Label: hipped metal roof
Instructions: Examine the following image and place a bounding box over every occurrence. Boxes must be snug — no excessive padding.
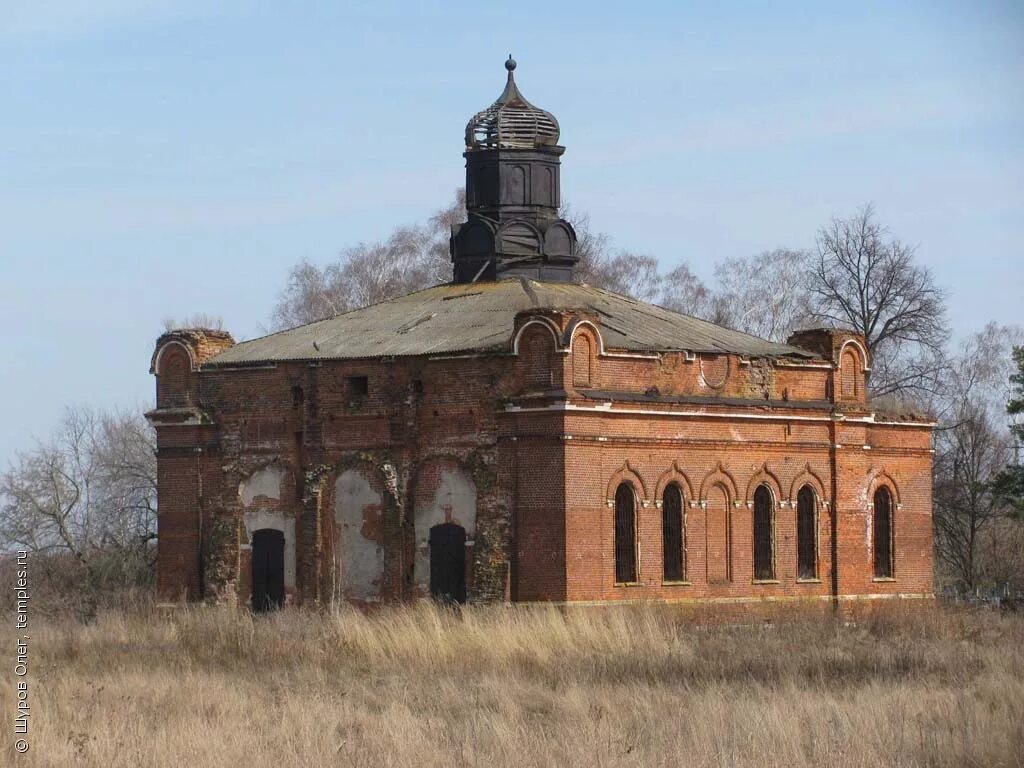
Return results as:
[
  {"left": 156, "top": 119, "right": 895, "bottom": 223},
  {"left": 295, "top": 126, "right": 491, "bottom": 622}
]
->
[{"left": 205, "top": 278, "right": 819, "bottom": 367}]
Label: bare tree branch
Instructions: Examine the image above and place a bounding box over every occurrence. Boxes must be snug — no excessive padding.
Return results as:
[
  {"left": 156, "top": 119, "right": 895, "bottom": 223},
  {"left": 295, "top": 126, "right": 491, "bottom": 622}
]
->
[{"left": 806, "top": 204, "right": 949, "bottom": 397}]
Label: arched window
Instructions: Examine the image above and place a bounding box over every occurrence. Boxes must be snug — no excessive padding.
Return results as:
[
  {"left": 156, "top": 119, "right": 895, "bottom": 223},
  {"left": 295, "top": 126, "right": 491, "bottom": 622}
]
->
[
  {"left": 873, "top": 487, "right": 894, "bottom": 578},
  {"left": 752, "top": 485, "right": 774, "bottom": 580},
  {"left": 796, "top": 485, "right": 817, "bottom": 579},
  {"left": 662, "top": 484, "right": 684, "bottom": 581},
  {"left": 614, "top": 483, "right": 637, "bottom": 583}
]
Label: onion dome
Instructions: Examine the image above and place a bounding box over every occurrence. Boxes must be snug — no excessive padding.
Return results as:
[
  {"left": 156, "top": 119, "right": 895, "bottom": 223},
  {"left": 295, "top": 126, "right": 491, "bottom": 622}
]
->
[{"left": 465, "top": 56, "right": 560, "bottom": 150}]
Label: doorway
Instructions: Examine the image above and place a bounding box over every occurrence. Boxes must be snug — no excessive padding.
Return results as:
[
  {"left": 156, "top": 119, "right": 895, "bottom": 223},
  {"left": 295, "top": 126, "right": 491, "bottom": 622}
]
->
[
  {"left": 429, "top": 523, "right": 466, "bottom": 604},
  {"left": 251, "top": 528, "right": 285, "bottom": 611}
]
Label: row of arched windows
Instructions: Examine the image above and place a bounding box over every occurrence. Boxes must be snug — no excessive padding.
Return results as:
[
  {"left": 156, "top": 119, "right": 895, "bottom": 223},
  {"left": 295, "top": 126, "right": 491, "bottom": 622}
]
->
[{"left": 612, "top": 483, "right": 895, "bottom": 584}]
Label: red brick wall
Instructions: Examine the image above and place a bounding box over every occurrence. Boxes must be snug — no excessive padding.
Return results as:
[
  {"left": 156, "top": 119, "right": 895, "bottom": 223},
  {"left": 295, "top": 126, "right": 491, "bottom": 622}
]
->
[{"left": 149, "top": 310, "right": 933, "bottom": 609}]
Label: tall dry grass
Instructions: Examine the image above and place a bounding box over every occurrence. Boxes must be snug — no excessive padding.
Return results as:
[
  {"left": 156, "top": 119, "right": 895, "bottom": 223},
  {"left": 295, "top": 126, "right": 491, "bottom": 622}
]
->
[{"left": 2, "top": 601, "right": 1022, "bottom": 767}]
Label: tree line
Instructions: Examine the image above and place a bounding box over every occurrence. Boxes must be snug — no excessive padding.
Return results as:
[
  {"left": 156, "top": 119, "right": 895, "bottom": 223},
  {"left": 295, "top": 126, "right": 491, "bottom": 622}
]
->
[{"left": 2, "top": 194, "right": 1021, "bottom": 613}]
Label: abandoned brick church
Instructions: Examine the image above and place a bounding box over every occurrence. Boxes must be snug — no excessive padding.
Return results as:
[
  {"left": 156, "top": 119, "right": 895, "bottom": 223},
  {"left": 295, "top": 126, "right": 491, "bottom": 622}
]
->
[{"left": 148, "top": 59, "right": 934, "bottom": 610}]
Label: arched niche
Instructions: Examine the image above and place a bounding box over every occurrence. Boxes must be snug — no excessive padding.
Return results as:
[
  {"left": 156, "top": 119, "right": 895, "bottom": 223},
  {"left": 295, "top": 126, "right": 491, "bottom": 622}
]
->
[
  {"left": 572, "top": 333, "right": 592, "bottom": 387},
  {"left": 155, "top": 343, "right": 193, "bottom": 408},
  {"left": 412, "top": 459, "right": 477, "bottom": 596},
  {"left": 333, "top": 467, "right": 385, "bottom": 603},
  {"left": 496, "top": 220, "right": 541, "bottom": 256},
  {"left": 455, "top": 219, "right": 495, "bottom": 258},
  {"left": 515, "top": 321, "right": 557, "bottom": 389},
  {"left": 543, "top": 221, "right": 575, "bottom": 257}
]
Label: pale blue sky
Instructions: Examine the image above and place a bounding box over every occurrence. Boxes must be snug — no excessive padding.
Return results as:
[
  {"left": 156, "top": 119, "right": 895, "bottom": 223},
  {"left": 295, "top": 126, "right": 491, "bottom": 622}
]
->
[{"left": 1, "top": 1, "right": 1021, "bottom": 466}]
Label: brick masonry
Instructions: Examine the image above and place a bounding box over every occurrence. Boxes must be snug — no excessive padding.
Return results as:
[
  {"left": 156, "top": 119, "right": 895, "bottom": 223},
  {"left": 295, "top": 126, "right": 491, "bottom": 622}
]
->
[{"left": 147, "top": 319, "right": 934, "bottom": 610}]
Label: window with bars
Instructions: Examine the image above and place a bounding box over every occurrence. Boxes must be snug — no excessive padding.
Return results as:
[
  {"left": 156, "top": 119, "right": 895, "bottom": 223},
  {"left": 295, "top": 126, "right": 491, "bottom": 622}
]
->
[
  {"left": 797, "top": 485, "right": 817, "bottom": 579},
  {"left": 614, "top": 483, "right": 637, "bottom": 583},
  {"left": 753, "top": 485, "right": 774, "bottom": 580},
  {"left": 873, "top": 487, "right": 894, "bottom": 578},
  {"left": 662, "top": 484, "right": 685, "bottom": 581}
]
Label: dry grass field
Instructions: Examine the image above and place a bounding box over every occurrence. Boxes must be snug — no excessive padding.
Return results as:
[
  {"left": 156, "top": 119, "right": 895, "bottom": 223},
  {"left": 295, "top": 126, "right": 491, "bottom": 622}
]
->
[{"left": 2, "top": 601, "right": 1023, "bottom": 768}]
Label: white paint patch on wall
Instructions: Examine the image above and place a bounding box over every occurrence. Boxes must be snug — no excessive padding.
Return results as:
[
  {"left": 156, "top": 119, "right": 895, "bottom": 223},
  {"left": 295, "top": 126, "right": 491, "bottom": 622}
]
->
[
  {"left": 238, "top": 465, "right": 285, "bottom": 506},
  {"left": 241, "top": 510, "right": 296, "bottom": 590},
  {"left": 334, "top": 469, "right": 385, "bottom": 602},
  {"left": 414, "top": 466, "right": 477, "bottom": 589}
]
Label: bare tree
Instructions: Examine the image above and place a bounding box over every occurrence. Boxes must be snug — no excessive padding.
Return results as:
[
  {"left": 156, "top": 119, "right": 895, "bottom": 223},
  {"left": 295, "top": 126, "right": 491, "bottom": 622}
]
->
[
  {"left": 566, "top": 207, "right": 711, "bottom": 312},
  {"left": 270, "top": 190, "right": 464, "bottom": 330},
  {"left": 162, "top": 313, "right": 224, "bottom": 332},
  {"left": 932, "top": 324, "right": 1024, "bottom": 592},
  {"left": 710, "top": 249, "right": 812, "bottom": 341},
  {"left": 807, "top": 204, "right": 948, "bottom": 397},
  {"left": 933, "top": 402, "right": 1012, "bottom": 592},
  {"left": 659, "top": 262, "right": 715, "bottom": 318},
  {"left": 0, "top": 406, "right": 156, "bottom": 615}
]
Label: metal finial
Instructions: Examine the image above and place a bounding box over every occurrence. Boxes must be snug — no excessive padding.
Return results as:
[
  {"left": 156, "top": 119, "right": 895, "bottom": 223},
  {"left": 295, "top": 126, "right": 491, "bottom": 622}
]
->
[{"left": 505, "top": 55, "right": 516, "bottom": 72}]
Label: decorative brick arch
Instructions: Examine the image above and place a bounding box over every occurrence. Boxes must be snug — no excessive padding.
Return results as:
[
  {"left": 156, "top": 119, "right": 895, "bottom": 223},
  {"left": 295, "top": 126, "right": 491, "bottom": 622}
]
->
[
  {"left": 838, "top": 338, "right": 870, "bottom": 372},
  {"left": 654, "top": 461, "right": 694, "bottom": 506},
  {"left": 605, "top": 461, "right": 649, "bottom": 506},
  {"left": 865, "top": 468, "right": 901, "bottom": 507},
  {"left": 787, "top": 463, "right": 828, "bottom": 506},
  {"left": 511, "top": 317, "right": 560, "bottom": 355},
  {"left": 151, "top": 339, "right": 196, "bottom": 374},
  {"left": 514, "top": 320, "right": 558, "bottom": 389},
  {"left": 563, "top": 318, "right": 605, "bottom": 356},
  {"left": 698, "top": 463, "right": 738, "bottom": 505},
  {"left": 743, "top": 463, "right": 783, "bottom": 507},
  {"left": 568, "top": 323, "right": 599, "bottom": 388},
  {"left": 837, "top": 339, "right": 869, "bottom": 402}
]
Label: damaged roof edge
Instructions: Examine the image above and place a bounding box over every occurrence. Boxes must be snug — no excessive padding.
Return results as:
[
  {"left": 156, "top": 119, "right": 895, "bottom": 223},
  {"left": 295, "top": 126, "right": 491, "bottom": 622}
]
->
[
  {"left": 203, "top": 280, "right": 828, "bottom": 367},
  {"left": 201, "top": 344, "right": 818, "bottom": 370}
]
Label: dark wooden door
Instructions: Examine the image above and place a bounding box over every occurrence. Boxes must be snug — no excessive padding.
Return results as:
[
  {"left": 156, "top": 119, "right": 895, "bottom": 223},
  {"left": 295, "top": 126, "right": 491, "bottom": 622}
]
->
[
  {"left": 252, "top": 529, "right": 285, "bottom": 612},
  {"left": 429, "top": 523, "right": 466, "bottom": 604}
]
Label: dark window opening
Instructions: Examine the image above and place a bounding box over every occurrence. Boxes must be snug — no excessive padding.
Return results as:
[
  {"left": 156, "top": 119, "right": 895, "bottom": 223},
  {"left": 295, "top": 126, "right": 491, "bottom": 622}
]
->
[
  {"left": 873, "top": 487, "right": 894, "bottom": 578},
  {"left": 614, "top": 483, "right": 637, "bottom": 583},
  {"left": 412, "top": 378, "right": 424, "bottom": 396},
  {"left": 753, "top": 485, "right": 774, "bottom": 580},
  {"left": 662, "top": 484, "right": 685, "bottom": 581},
  {"left": 346, "top": 376, "right": 368, "bottom": 397},
  {"left": 797, "top": 485, "right": 817, "bottom": 579},
  {"left": 291, "top": 385, "right": 304, "bottom": 407}
]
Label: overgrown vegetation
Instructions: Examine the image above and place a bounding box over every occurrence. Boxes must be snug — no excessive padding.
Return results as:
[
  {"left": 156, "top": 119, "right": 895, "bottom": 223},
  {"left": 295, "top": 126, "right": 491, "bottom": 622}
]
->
[{"left": 2, "top": 601, "right": 1021, "bottom": 767}]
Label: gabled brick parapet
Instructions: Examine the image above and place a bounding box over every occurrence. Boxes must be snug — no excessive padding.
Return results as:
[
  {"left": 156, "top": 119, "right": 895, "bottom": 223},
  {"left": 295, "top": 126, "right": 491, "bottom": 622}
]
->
[
  {"left": 787, "top": 328, "right": 870, "bottom": 407},
  {"left": 150, "top": 328, "right": 235, "bottom": 411},
  {"left": 150, "top": 328, "right": 235, "bottom": 373}
]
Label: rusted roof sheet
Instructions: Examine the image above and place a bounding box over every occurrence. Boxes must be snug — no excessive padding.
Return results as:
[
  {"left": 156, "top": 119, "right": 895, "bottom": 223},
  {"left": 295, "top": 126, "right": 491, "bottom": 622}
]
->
[{"left": 205, "top": 278, "right": 819, "bottom": 367}]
